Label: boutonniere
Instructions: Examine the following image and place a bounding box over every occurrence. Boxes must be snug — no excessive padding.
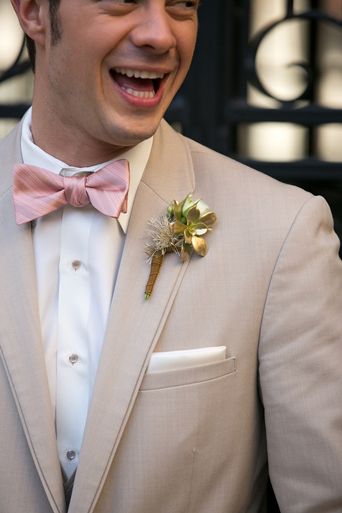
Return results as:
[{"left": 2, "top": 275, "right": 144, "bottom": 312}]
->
[{"left": 144, "top": 194, "right": 217, "bottom": 299}]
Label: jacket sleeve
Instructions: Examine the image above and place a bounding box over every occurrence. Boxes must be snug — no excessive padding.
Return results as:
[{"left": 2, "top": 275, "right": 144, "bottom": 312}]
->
[{"left": 259, "top": 195, "right": 342, "bottom": 512}]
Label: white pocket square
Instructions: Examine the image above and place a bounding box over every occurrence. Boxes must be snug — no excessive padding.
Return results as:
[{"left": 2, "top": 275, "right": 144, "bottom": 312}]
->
[{"left": 147, "top": 346, "right": 227, "bottom": 373}]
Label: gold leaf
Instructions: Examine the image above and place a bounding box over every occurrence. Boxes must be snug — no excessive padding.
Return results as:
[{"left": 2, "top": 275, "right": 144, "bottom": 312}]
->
[
  {"left": 194, "top": 227, "right": 208, "bottom": 236},
  {"left": 181, "top": 194, "right": 195, "bottom": 216},
  {"left": 187, "top": 205, "right": 201, "bottom": 223},
  {"left": 192, "top": 236, "right": 208, "bottom": 256},
  {"left": 172, "top": 220, "right": 187, "bottom": 234},
  {"left": 184, "top": 230, "right": 193, "bottom": 244},
  {"left": 196, "top": 199, "right": 210, "bottom": 216},
  {"left": 199, "top": 211, "right": 217, "bottom": 226},
  {"left": 192, "top": 221, "right": 209, "bottom": 232}
]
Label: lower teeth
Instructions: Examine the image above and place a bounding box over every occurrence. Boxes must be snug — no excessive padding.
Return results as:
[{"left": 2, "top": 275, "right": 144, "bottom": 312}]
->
[{"left": 124, "top": 87, "right": 155, "bottom": 99}]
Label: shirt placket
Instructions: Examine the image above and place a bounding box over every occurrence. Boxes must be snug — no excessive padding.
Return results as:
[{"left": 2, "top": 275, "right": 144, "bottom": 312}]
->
[{"left": 56, "top": 206, "right": 93, "bottom": 477}]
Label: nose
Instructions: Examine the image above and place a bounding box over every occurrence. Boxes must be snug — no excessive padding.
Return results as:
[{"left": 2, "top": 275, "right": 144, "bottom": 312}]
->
[{"left": 130, "top": 5, "right": 177, "bottom": 54}]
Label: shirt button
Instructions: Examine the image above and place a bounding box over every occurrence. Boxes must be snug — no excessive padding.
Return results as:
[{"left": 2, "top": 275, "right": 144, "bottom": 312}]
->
[
  {"left": 69, "top": 354, "right": 79, "bottom": 365},
  {"left": 72, "top": 260, "right": 81, "bottom": 271},
  {"left": 66, "top": 450, "right": 77, "bottom": 461}
]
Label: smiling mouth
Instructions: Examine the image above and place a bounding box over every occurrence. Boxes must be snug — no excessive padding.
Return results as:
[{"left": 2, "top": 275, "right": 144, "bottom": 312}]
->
[{"left": 110, "top": 68, "right": 166, "bottom": 99}]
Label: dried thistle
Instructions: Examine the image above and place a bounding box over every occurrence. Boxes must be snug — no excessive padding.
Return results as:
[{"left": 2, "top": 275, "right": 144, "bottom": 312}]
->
[{"left": 145, "top": 216, "right": 182, "bottom": 259}]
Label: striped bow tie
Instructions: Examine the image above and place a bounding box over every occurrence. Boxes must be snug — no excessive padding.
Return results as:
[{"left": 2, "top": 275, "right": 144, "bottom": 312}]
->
[{"left": 13, "top": 160, "right": 130, "bottom": 225}]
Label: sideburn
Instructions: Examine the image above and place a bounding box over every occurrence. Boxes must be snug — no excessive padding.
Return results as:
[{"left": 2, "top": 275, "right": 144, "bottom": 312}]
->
[{"left": 49, "top": 3, "right": 62, "bottom": 45}]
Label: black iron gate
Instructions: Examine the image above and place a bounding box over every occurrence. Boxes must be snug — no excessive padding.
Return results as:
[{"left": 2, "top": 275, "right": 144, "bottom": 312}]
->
[{"left": 166, "top": 0, "right": 342, "bottom": 241}]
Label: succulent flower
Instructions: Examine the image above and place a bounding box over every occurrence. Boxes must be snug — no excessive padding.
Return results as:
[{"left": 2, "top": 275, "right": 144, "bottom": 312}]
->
[
  {"left": 167, "top": 195, "right": 217, "bottom": 261},
  {"left": 144, "top": 194, "right": 217, "bottom": 299}
]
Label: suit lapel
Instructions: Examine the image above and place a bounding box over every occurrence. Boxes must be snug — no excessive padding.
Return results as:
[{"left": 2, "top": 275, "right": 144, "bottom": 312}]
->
[
  {"left": 69, "top": 122, "right": 195, "bottom": 513},
  {"left": 0, "top": 125, "right": 65, "bottom": 513}
]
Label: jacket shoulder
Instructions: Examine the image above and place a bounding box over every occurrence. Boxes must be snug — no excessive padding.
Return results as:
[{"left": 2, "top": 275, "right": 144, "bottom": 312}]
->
[{"left": 183, "top": 135, "right": 313, "bottom": 211}]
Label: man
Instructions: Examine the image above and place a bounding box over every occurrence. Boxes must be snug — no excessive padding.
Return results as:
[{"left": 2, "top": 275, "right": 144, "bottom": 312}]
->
[{"left": 1, "top": 1, "right": 342, "bottom": 512}]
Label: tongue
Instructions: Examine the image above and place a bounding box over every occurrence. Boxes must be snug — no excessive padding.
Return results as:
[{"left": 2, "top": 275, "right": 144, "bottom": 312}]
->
[{"left": 113, "top": 72, "right": 154, "bottom": 92}]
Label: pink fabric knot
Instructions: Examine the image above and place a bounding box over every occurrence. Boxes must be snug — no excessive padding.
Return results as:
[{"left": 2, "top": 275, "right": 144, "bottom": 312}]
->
[
  {"left": 13, "top": 160, "right": 130, "bottom": 224},
  {"left": 63, "top": 175, "right": 90, "bottom": 208}
]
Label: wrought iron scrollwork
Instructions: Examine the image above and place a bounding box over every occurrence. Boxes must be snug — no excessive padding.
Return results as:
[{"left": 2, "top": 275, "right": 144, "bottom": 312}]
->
[{"left": 246, "top": 4, "right": 342, "bottom": 104}]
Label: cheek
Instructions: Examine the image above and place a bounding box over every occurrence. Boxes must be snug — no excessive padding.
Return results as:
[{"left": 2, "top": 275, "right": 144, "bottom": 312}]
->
[{"left": 177, "top": 29, "right": 197, "bottom": 69}]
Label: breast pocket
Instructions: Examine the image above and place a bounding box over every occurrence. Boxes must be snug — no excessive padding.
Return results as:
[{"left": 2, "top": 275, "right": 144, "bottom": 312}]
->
[
  {"left": 104, "top": 353, "right": 239, "bottom": 513},
  {"left": 110, "top": 357, "right": 238, "bottom": 512},
  {"left": 140, "top": 357, "right": 236, "bottom": 391}
]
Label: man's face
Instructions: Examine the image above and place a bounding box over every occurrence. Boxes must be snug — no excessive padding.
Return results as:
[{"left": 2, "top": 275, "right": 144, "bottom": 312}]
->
[{"left": 35, "top": 0, "right": 199, "bottom": 160}]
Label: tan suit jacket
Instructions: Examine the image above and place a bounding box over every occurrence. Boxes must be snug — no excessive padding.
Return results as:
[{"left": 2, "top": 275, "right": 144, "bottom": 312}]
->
[{"left": 1, "top": 120, "right": 342, "bottom": 513}]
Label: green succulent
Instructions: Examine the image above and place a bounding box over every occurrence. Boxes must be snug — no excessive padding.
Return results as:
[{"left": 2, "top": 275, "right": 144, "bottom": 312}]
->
[{"left": 167, "top": 194, "right": 217, "bottom": 261}]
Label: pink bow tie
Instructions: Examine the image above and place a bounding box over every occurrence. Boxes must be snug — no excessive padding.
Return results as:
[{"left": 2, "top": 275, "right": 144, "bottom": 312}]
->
[{"left": 13, "top": 160, "right": 130, "bottom": 225}]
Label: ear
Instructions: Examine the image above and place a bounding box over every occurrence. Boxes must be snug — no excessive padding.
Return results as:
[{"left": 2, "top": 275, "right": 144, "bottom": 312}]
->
[{"left": 11, "top": 0, "right": 47, "bottom": 45}]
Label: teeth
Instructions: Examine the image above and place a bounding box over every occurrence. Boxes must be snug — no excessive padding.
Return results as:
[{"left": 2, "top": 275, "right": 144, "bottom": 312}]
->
[
  {"left": 123, "top": 87, "right": 156, "bottom": 99},
  {"left": 115, "top": 67, "right": 165, "bottom": 80}
]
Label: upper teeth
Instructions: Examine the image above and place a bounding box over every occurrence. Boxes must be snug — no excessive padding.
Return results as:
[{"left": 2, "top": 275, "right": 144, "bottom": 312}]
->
[{"left": 115, "top": 68, "right": 165, "bottom": 79}]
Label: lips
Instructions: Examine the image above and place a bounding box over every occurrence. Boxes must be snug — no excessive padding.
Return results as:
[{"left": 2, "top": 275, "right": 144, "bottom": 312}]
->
[{"left": 110, "top": 68, "right": 166, "bottom": 99}]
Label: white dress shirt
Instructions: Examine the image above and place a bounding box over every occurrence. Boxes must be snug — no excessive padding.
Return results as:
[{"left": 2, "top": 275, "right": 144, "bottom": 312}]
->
[{"left": 20, "top": 108, "right": 153, "bottom": 477}]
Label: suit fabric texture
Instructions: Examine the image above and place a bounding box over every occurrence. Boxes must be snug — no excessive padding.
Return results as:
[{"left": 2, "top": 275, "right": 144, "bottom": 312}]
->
[{"left": 1, "top": 120, "right": 342, "bottom": 513}]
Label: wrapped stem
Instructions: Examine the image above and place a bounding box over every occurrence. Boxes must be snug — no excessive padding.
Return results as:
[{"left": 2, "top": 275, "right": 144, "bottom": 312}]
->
[{"left": 145, "top": 252, "right": 164, "bottom": 299}]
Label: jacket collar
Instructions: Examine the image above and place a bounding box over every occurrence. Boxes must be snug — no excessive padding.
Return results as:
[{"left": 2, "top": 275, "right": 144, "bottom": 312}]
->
[{"left": 0, "top": 122, "right": 66, "bottom": 513}]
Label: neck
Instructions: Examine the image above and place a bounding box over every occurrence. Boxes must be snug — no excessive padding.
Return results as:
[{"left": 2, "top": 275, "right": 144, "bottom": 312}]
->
[{"left": 30, "top": 102, "right": 131, "bottom": 168}]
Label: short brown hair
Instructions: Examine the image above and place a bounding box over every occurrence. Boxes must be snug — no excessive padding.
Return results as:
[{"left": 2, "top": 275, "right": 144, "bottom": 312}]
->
[{"left": 26, "top": 0, "right": 61, "bottom": 71}]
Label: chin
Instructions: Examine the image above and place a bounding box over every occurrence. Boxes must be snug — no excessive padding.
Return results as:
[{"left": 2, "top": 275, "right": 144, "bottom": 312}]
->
[{"left": 110, "top": 121, "right": 161, "bottom": 147}]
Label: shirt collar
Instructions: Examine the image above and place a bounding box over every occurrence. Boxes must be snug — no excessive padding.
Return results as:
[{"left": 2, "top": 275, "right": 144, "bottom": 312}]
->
[{"left": 20, "top": 107, "right": 153, "bottom": 233}]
